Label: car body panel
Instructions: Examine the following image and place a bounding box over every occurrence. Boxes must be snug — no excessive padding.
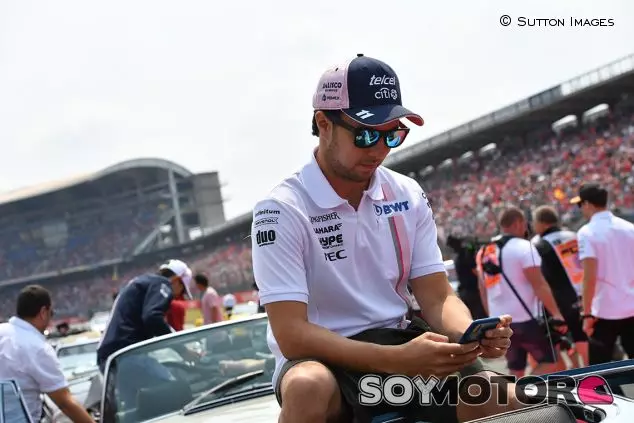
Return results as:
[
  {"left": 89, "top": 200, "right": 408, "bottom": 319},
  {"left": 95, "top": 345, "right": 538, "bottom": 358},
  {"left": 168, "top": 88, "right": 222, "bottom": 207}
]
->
[{"left": 148, "top": 395, "right": 280, "bottom": 423}]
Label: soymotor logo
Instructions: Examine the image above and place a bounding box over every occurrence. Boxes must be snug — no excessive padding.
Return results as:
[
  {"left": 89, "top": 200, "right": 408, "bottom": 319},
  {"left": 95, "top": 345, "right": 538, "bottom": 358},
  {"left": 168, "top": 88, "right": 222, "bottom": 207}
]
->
[{"left": 358, "top": 374, "right": 614, "bottom": 407}]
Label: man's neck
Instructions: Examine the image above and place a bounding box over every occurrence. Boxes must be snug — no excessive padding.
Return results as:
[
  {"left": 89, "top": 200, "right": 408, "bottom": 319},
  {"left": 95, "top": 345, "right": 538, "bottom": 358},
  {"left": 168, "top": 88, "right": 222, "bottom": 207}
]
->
[
  {"left": 589, "top": 207, "right": 608, "bottom": 219},
  {"left": 21, "top": 317, "right": 44, "bottom": 334},
  {"left": 315, "top": 149, "right": 369, "bottom": 209}
]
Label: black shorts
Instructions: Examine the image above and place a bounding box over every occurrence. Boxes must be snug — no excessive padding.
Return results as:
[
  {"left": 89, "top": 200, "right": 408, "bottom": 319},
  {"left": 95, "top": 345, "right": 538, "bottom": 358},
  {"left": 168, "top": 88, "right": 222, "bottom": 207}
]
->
[
  {"left": 506, "top": 321, "right": 557, "bottom": 371},
  {"left": 561, "top": 305, "right": 587, "bottom": 343},
  {"left": 274, "top": 317, "right": 499, "bottom": 423}
]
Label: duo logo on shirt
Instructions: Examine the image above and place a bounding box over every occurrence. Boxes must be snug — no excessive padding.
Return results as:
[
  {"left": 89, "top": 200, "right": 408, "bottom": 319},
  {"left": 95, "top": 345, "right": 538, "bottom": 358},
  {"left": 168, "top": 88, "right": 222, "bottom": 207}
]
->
[
  {"left": 256, "top": 229, "right": 276, "bottom": 247},
  {"left": 374, "top": 201, "right": 410, "bottom": 217}
]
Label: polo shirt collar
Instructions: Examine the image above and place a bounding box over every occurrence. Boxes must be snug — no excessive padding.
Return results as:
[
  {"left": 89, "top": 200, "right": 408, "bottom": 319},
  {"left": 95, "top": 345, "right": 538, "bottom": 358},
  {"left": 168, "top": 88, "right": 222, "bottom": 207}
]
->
[
  {"left": 591, "top": 210, "right": 612, "bottom": 222},
  {"left": 301, "top": 149, "right": 385, "bottom": 209},
  {"left": 9, "top": 316, "right": 45, "bottom": 340}
]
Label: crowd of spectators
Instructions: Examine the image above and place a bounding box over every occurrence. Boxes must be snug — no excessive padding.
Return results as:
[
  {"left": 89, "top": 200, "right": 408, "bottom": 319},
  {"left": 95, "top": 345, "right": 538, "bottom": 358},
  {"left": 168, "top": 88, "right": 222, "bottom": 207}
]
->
[
  {"left": 0, "top": 233, "right": 254, "bottom": 320},
  {"left": 0, "top": 201, "right": 165, "bottom": 281},
  {"left": 1, "top": 103, "right": 633, "bottom": 321},
  {"left": 425, "top": 108, "right": 634, "bottom": 242}
]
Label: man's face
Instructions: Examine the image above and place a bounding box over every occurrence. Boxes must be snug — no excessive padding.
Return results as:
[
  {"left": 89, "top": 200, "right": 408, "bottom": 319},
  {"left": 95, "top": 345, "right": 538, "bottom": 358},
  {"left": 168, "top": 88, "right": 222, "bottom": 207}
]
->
[
  {"left": 170, "top": 277, "right": 185, "bottom": 297},
  {"left": 36, "top": 305, "right": 54, "bottom": 333},
  {"left": 510, "top": 218, "right": 527, "bottom": 237},
  {"left": 320, "top": 112, "right": 396, "bottom": 182},
  {"left": 532, "top": 220, "right": 547, "bottom": 236},
  {"left": 579, "top": 201, "right": 593, "bottom": 220}
]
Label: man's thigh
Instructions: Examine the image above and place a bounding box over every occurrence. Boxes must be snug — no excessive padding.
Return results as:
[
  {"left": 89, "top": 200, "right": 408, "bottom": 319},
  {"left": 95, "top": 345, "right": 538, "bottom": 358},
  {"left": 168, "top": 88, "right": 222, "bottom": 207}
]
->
[{"left": 330, "top": 358, "right": 493, "bottom": 423}]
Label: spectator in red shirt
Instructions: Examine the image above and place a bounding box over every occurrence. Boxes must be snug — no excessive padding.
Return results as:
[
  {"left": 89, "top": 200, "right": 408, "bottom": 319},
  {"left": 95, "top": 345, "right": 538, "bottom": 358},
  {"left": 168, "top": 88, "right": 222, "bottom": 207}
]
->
[{"left": 165, "top": 265, "right": 193, "bottom": 331}]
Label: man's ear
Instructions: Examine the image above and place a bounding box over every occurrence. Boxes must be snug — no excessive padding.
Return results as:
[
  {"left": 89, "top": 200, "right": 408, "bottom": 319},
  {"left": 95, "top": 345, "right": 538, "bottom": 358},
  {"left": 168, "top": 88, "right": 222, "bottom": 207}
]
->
[{"left": 314, "top": 111, "right": 333, "bottom": 138}]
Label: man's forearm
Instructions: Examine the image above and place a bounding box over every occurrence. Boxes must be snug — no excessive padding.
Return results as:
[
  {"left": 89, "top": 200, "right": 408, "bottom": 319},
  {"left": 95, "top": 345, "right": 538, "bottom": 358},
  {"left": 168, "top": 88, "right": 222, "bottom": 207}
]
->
[
  {"left": 582, "top": 277, "right": 596, "bottom": 314},
  {"left": 277, "top": 321, "right": 400, "bottom": 374},
  {"left": 535, "top": 285, "right": 563, "bottom": 318},
  {"left": 59, "top": 400, "right": 94, "bottom": 423},
  {"left": 419, "top": 293, "right": 473, "bottom": 342}
]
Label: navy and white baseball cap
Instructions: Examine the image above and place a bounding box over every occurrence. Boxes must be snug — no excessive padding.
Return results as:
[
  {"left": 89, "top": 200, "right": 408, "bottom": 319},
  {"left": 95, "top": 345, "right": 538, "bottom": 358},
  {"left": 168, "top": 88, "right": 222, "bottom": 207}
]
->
[{"left": 312, "top": 53, "right": 424, "bottom": 127}]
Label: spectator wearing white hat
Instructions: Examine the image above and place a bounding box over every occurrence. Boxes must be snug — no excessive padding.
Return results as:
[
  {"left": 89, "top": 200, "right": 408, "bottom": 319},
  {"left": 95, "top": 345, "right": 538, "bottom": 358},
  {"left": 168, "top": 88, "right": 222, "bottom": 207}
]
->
[{"left": 97, "top": 259, "right": 194, "bottom": 372}]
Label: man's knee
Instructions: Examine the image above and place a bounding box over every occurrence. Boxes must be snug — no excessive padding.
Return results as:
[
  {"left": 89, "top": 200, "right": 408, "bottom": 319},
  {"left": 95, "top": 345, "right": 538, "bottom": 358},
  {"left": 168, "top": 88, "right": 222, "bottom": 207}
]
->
[
  {"left": 278, "top": 361, "right": 347, "bottom": 423},
  {"left": 280, "top": 361, "right": 341, "bottom": 408}
]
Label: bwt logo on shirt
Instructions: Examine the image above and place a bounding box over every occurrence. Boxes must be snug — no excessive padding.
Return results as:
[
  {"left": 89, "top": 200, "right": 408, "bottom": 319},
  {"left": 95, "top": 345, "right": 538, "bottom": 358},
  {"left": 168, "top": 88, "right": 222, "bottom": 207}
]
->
[{"left": 374, "top": 201, "right": 410, "bottom": 217}]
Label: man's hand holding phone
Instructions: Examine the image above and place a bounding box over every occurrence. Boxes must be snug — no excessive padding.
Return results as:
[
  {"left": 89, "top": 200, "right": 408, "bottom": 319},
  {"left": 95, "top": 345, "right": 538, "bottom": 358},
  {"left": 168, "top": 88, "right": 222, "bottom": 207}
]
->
[
  {"left": 394, "top": 332, "right": 482, "bottom": 379},
  {"left": 478, "top": 315, "right": 513, "bottom": 359}
]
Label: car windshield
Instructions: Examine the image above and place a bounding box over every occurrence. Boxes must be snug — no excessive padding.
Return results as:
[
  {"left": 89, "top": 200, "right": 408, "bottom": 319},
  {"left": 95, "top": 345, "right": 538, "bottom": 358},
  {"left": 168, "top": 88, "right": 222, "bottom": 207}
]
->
[
  {"left": 57, "top": 342, "right": 99, "bottom": 378},
  {"left": 103, "top": 315, "right": 273, "bottom": 422}
]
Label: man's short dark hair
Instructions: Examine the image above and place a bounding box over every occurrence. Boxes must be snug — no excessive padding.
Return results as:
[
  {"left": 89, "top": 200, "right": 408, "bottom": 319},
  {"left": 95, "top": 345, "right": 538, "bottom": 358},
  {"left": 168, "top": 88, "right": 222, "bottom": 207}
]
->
[
  {"left": 312, "top": 113, "right": 319, "bottom": 136},
  {"left": 158, "top": 268, "right": 176, "bottom": 279},
  {"left": 499, "top": 206, "right": 525, "bottom": 228},
  {"left": 533, "top": 205, "right": 559, "bottom": 225},
  {"left": 194, "top": 273, "right": 209, "bottom": 288},
  {"left": 16, "top": 285, "right": 52, "bottom": 319}
]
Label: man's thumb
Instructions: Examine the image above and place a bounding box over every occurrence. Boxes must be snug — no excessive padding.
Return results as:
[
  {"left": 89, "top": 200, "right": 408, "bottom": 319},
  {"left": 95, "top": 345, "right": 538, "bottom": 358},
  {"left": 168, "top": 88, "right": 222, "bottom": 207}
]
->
[{"left": 422, "top": 332, "right": 449, "bottom": 343}]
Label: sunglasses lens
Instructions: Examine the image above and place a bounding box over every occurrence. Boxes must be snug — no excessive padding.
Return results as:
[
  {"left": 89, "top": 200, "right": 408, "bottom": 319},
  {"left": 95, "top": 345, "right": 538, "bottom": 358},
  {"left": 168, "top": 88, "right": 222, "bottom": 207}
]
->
[
  {"left": 385, "top": 130, "right": 406, "bottom": 148},
  {"left": 355, "top": 130, "right": 380, "bottom": 147}
]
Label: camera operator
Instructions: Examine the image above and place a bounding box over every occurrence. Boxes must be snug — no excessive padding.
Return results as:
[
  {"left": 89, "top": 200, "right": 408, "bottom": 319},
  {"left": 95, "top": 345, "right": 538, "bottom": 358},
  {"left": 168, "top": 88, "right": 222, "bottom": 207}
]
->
[
  {"left": 531, "top": 205, "right": 588, "bottom": 368},
  {"left": 446, "top": 235, "right": 486, "bottom": 320}
]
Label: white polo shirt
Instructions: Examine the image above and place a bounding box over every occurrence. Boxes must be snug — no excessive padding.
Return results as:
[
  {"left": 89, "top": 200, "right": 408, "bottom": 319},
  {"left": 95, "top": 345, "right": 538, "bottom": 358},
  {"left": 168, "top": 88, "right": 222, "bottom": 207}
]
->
[
  {"left": 577, "top": 210, "right": 634, "bottom": 319},
  {"left": 251, "top": 152, "right": 446, "bottom": 387},
  {"left": 480, "top": 237, "right": 542, "bottom": 324},
  {"left": 0, "top": 317, "right": 68, "bottom": 421}
]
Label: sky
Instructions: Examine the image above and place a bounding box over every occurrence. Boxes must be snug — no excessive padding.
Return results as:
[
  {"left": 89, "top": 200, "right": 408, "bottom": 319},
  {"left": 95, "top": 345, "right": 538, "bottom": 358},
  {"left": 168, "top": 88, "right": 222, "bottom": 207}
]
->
[{"left": 1, "top": 1, "right": 633, "bottom": 221}]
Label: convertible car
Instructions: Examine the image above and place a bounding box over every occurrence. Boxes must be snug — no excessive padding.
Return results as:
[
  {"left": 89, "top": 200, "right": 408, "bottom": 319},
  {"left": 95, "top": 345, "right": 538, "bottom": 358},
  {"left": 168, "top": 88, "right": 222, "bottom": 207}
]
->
[
  {"left": 42, "top": 336, "right": 100, "bottom": 422},
  {"left": 70, "top": 313, "right": 634, "bottom": 423}
]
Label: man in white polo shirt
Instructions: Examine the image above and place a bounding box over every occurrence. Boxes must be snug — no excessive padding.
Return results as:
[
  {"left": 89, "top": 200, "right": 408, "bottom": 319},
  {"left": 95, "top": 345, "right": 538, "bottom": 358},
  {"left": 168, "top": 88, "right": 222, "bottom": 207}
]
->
[
  {"left": 571, "top": 183, "right": 634, "bottom": 364},
  {"left": 251, "top": 54, "right": 518, "bottom": 423},
  {"left": 0, "top": 285, "right": 94, "bottom": 423}
]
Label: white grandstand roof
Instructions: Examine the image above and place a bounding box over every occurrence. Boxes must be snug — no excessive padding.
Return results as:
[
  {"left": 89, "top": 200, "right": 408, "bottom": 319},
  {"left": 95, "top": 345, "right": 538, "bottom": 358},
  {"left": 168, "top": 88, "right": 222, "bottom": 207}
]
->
[{"left": 0, "top": 158, "right": 193, "bottom": 207}]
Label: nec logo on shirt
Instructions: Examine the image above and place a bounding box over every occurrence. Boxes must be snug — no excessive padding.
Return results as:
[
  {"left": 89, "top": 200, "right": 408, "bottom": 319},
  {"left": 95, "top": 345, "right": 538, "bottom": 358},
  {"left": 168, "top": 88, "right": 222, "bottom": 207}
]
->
[{"left": 374, "top": 201, "right": 410, "bottom": 217}]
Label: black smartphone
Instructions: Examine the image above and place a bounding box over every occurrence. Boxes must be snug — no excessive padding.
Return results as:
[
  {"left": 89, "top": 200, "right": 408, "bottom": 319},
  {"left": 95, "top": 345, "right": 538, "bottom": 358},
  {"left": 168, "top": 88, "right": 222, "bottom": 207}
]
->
[{"left": 458, "top": 317, "right": 502, "bottom": 344}]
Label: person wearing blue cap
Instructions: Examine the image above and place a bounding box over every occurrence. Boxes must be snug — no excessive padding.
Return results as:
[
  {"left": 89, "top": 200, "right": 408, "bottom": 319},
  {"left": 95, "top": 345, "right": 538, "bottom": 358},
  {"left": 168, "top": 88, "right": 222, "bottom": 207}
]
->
[{"left": 251, "top": 54, "right": 521, "bottom": 423}]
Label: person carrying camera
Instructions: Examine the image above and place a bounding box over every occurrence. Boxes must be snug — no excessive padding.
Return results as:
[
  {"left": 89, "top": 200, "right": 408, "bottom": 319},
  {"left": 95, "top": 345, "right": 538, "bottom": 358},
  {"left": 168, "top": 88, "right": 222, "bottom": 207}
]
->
[
  {"left": 531, "top": 205, "right": 588, "bottom": 368},
  {"left": 476, "top": 206, "right": 568, "bottom": 376}
]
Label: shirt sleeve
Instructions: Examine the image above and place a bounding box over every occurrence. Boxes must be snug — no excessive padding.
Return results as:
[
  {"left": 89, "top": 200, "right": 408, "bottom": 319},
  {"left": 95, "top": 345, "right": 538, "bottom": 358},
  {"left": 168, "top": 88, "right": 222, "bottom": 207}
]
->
[
  {"left": 33, "top": 344, "right": 69, "bottom": 393},
  {"left": 520, "top": 241, "right": 542, "bottom": 269},
  {"left": 577, "top": 228, "right": 596, "bottom": 260},
  {"left": 251, "top": 199, "right": 309, "bottom": 305},
  {"left": 409, "top": 184, "right": 446, "bottom": 279},
  {"left": 142, "top": 280, "right": 173, "bottom": 337}
]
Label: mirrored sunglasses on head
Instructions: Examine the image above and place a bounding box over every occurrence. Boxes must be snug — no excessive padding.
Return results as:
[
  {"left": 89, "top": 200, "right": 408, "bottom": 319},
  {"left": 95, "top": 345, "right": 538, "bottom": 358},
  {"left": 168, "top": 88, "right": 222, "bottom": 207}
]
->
[{"left": 324, "top": 111, "right": 409, "bottom": 149}]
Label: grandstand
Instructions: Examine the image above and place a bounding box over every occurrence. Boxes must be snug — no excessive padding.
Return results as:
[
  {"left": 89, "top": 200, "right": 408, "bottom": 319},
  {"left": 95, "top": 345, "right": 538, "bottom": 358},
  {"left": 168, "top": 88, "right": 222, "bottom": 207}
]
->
[
  {"left": 0, "top": 158, "right": 224, "bottom": 285},
  {"left": 1, "top": 53, "right": 633, "bottom": 322}
]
